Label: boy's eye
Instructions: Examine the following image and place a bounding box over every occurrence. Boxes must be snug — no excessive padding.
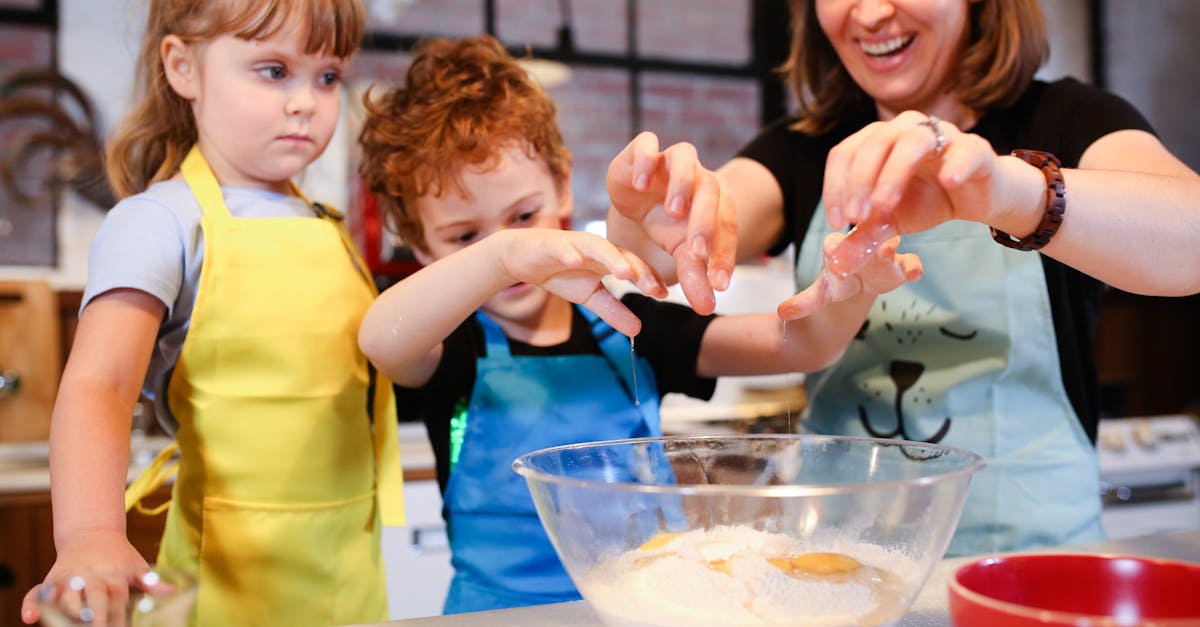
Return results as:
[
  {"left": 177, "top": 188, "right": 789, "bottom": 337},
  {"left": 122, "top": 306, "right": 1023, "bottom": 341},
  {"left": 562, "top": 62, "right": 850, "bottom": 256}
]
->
[
  {"left": 514, "top": 211, "right": 537, "bottom": 225},
  {"left": 451, "top": 231, "right": 478, "bottom": 245}
]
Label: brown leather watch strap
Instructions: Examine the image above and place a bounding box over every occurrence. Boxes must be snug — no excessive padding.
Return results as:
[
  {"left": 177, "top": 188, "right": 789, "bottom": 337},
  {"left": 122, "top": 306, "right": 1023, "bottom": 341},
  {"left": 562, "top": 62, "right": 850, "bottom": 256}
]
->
[{"left": 990, "top": 149, "right": 1066, "bottom": 251}]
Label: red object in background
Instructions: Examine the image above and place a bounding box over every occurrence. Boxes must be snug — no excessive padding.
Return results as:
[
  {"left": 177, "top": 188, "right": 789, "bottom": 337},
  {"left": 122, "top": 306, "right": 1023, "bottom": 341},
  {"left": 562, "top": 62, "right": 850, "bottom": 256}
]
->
[
  {"left": 948, "top": 553, "right": 1200, "bottom": 626},
  {"left": 358, "top": 180, "right": 421, "bottom": 278}
]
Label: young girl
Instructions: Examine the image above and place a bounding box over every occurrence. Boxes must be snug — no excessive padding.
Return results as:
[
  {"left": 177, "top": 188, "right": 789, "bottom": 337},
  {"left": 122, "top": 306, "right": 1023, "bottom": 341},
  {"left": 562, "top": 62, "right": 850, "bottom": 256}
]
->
[
  {"left": 356, "top": 35, "right": 923, "bottom": 614},
  {"left": 21, "top": 2, "right": 404, "bottom": 625}
]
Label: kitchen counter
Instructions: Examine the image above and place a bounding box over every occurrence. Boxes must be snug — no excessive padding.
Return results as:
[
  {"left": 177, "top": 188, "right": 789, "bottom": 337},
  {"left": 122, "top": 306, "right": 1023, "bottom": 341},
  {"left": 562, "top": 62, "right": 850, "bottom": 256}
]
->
[
  {"left": 347, "top": 529, "right": 1200, "bottom": 626},
  {"left": 0, "top": 422, "right": 437, "bottom": 494}
]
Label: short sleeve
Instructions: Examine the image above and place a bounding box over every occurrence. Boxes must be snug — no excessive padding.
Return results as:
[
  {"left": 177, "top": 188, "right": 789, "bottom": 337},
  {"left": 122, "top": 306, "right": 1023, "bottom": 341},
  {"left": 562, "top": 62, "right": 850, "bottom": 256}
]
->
[
  {"left": 81, "top": 196, "right": 188, "bottom": 315},
  {"left": 622, "top": 293, "right": 717, "bottom": 400}
]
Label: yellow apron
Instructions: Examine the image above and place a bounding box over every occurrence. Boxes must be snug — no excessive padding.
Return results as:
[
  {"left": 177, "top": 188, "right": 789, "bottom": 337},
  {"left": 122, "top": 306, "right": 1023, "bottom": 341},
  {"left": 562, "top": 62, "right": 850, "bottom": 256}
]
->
[{"left": 125, "top": 147, "right": 405, "bottom": 626}]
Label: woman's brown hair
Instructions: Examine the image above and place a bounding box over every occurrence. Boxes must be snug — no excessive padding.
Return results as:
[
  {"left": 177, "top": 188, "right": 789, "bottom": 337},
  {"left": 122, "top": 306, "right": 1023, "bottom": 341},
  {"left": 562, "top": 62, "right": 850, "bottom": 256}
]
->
[
  {"left": 784, "top": 0, "right": 1049, "bottom": 135},
  {"left": 105, "top": 0, "right": 365, "bottom": 199},
  {"left": 357, "top": 35, "right": 572, "bottom": 252}
]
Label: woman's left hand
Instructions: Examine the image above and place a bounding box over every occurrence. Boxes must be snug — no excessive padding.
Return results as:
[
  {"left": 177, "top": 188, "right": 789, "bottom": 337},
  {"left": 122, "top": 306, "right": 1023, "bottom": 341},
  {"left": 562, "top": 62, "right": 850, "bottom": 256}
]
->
[{"left": 821, "top": 110, "right": 1030, "bottom": 275}]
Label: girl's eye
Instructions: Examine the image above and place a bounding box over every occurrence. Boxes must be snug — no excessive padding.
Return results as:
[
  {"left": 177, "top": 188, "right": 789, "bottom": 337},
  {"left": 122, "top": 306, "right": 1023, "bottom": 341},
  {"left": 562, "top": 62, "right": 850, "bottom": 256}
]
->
[
  {"left": 320, "top": 70, "right": 342, "bottom": 87},
  {"left": 257, "top": 65, "right": 286, "bottom": 80}
]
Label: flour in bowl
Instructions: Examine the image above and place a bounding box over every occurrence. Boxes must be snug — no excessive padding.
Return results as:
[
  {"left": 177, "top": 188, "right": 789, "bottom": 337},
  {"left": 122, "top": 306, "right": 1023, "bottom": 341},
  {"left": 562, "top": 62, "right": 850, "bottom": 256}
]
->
[{"left": 579, "top": 525, "right": 918, "bottom": 626}]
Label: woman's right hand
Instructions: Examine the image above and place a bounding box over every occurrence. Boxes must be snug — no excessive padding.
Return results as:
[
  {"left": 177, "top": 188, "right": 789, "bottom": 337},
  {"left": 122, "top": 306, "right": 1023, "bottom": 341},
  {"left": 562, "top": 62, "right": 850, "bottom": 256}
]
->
[
  {"left": 606, "top": 131, "right": 739, "bottom": 315},
  {"left": 22, "top": 530, "right": 150, "bottom": 625}
]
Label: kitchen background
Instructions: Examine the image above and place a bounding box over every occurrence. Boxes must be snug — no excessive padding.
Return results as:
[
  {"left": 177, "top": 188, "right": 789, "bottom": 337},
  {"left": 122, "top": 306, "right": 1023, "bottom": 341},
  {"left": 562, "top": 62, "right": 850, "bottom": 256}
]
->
[{"left": 1, "top": 0, "right": 1198, "bottom": 622}]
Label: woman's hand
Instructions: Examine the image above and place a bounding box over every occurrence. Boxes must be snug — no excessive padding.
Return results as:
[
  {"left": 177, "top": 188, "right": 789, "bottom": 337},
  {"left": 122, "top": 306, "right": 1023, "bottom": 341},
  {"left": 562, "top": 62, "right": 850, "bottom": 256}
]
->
[
  {"left": 822, "top": 110, "right": 1034, "bottom": 276},
  {"left": 22, "top": 530, "right": 150, "bottom": 625},
  {"left": 494, "top": 229, "right": 668, "bottom": 336},
  {"left": 606, "top": 131, "right": 738, "bottom": 314},
  {"left": 779, "top": 231, "right": 924, "bottom": 321}
]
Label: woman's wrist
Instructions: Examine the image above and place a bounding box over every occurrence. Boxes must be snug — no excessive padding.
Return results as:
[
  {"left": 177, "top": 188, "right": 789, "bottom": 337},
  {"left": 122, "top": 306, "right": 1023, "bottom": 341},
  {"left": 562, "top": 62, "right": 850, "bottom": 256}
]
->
[{"left": 988, "top": 155, "right": 1048, "bottom": 238}]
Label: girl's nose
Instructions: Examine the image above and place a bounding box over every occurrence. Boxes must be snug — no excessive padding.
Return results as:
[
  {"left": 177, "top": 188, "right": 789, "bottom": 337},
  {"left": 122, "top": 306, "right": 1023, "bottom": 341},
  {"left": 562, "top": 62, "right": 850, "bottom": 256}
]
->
[
  {"left": 286, "top": 85, "right": 316, "bottom": 116},
  {"left": 851, "top": 0, "right": 895, "bottom": 29}
]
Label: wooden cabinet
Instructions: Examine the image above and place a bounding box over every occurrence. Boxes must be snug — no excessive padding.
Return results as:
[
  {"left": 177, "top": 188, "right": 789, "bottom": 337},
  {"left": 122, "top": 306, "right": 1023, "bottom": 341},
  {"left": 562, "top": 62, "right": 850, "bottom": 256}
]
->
[{"left": 0, "top": 486, "right": 171, "bottom": 627}]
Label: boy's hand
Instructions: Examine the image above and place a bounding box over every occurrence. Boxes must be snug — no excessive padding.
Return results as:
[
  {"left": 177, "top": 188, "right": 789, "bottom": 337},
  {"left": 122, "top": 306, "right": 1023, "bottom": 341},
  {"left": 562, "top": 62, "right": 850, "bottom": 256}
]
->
[
  {"left": 495, "top": 229, "right": 667, "bottom": 336},
  {"left": 22, "top": 530, "right": 150, "bottom": 625},
  {"left": 777, "top": 231, "right": 923, "bottom": 321}
]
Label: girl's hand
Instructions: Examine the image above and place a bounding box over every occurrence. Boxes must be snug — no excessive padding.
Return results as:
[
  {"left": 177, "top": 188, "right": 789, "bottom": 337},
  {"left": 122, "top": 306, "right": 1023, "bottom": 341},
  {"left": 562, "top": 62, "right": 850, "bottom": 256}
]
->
[
  {"left": 606, "top": 131, "right": 738, "bottom": 314},
  {"left": 822, "top": 110, "right": 1021, "bottom": 276},
  {"left": 778, "top": 231, "right": 923, "bottom": 321},
  {"left": 494, "top": 229, "right": 668, "bottom": 336},
  {"left": 22, "top": 529, "right": 150, "bottom": 625}
]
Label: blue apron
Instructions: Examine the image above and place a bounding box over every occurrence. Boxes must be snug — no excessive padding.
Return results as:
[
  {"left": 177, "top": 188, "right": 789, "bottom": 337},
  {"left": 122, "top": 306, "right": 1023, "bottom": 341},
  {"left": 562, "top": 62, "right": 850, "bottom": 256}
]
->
[
  {"left": 441, "top": 307, "right": 660, "bottom": 614},
  {"left": 794, "top": 200, "right": 1104, "bottom": 556}
]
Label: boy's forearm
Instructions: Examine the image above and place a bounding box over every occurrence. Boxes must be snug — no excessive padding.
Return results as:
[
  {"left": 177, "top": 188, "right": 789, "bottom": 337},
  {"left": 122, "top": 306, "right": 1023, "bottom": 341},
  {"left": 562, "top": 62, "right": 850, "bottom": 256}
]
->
[{"left": 360, "top": 235, "right": 514, "bottom": 379}]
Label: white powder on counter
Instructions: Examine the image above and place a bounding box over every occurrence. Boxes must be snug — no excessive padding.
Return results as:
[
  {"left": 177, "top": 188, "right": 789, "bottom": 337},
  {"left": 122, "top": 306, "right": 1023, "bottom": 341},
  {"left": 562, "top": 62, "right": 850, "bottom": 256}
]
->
[{"left": 579, "top": 525, "right": 919, "bottom": 626}]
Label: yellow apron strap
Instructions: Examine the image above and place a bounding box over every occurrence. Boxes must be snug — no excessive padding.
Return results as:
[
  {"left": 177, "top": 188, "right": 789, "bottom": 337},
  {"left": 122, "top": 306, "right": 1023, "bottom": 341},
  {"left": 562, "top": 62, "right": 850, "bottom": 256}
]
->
[
  {"left": 124, "top": 442, "right": 181, "bottom": 515},
  {"left": 180, "top": 146, "right": 230, "bottom": 218}
]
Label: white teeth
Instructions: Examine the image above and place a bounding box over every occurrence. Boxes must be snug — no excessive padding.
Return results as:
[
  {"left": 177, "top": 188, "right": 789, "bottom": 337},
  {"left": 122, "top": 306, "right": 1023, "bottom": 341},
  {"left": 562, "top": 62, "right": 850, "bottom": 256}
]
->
[{"left": 860, "top": 35, "right": 912, "bottom": 56}]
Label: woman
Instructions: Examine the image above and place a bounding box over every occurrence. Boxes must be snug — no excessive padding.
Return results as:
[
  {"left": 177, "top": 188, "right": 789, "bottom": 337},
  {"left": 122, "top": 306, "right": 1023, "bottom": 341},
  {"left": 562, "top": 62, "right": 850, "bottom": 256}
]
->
[{"left": 606, "top": 0, "right": 1200, "bottom": 555}]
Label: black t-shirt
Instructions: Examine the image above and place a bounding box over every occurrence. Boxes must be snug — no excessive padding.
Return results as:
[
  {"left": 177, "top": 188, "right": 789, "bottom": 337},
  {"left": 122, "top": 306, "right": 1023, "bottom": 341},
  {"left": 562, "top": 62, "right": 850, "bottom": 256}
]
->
[
  {"left": 396, "top": 293, "right": 718, "bottom": 492},
  {"left": 736, "top": 78, "right": 1155, "bottom": 443}
]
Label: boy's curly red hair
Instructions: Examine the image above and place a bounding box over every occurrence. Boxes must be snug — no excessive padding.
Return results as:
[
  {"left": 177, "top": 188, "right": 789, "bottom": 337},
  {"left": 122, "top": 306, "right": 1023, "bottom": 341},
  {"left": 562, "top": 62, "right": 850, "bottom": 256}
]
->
[{"left": 358, "top": 35, "right": 572, "bottom": 252}]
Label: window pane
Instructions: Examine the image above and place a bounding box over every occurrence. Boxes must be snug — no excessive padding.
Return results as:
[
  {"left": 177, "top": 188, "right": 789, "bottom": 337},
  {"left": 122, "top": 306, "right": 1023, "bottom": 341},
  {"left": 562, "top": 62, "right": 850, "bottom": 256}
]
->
[
  {"left": 637, "top": 0, "right": 750, "bottom": 65},
  {"left": 366, "top": 0, "right": 485, "bottom": 38},
  {"left": 0, "top": 25, "right": 57, "bottom": 266}
]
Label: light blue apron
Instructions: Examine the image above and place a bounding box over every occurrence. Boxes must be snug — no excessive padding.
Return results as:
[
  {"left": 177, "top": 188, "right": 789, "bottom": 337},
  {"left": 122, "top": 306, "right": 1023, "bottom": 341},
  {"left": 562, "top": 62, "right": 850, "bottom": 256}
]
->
[
  {"left": 794, "top": 201, "right": 1104, "bottom": 555},
  {"left": 441, "top": 307, "right": 660, "bottom": 614}
]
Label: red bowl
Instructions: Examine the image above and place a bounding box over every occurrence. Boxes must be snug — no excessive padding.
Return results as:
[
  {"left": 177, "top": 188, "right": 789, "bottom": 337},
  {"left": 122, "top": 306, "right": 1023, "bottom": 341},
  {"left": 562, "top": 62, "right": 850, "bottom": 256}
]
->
[{"left": 948, "top": 553, "right": 1200, "bottom": 626}]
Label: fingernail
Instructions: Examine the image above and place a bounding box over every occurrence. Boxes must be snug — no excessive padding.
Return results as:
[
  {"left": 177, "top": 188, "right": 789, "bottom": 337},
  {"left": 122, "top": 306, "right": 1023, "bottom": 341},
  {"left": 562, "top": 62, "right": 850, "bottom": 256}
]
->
[
  {"left": 691, "top": 235, "right": 708, "bottom": 258},
  {"left": 634, "top": 173, "right": 649, "bottom": 190},
  {"left": 667, "top": 194, "right": 685, "bottom": 216},
  {"left": 712, "top": 269, "right": 730, "bottom": 291}
]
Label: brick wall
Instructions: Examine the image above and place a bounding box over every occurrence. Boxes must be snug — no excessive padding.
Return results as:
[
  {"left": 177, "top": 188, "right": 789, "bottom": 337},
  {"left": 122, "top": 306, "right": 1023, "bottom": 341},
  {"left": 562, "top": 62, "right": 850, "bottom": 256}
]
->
[{"left": 352, "top": 0, "right": 762, "bottom": 231}]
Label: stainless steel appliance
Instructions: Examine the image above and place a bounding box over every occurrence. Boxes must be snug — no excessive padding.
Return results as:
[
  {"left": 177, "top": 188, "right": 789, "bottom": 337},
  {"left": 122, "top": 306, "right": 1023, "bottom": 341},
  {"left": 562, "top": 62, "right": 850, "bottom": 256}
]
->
[{"left": 1096, "top": 414, "right": 1200, "bottom": 539}]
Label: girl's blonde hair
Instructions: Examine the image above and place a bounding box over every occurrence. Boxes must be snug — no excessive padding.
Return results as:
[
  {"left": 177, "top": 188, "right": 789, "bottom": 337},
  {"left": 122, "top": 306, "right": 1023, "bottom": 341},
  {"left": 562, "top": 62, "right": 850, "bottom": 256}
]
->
[
  {"left": 106, "top": 0, "right": 365, "bottom": 199},
  {"left": 784, "top": 0, "right": 1049, "bottom": 135}
]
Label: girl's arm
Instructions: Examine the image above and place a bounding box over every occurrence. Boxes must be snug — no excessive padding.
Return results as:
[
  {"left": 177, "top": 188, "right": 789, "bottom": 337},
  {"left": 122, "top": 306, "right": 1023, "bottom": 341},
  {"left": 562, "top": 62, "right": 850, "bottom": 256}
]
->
[
  {"left": 359, "top": 228, "right": 664, "bottom": 388},
  {"left": 22, "top": 289, "right": 162, "bottom": 624}
]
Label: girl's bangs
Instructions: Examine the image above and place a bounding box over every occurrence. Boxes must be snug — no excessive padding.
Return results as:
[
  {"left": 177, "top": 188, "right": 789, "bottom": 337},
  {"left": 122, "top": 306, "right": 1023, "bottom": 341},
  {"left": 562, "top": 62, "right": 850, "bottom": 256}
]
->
[{"left": 222, "top": 0, "right": 364, "bottom": 58}]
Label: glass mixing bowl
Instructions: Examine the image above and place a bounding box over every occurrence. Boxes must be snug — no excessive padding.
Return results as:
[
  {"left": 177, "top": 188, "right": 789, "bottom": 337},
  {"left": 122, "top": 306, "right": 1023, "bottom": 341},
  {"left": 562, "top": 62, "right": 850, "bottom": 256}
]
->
[
  {"left": 38, "top": 567, "right": 196, "bottom": 627},
  {"left": 513, "top": 434, "right": 984, "bottom": 627}
]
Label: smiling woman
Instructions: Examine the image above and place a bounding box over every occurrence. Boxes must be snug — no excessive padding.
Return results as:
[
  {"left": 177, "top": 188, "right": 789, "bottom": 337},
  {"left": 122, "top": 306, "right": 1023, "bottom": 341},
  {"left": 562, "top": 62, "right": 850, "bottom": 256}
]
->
[{"left": 605, "top": 0, "right": 1200, "bottom": 560}]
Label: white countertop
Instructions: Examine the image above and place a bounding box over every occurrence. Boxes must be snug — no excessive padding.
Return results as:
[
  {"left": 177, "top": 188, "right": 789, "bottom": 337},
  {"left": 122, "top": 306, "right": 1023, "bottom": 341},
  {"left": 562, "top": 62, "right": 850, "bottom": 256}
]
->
[
  {"left": 0, "top": 425, "right": 437, "bottom": 495},
  {"left": 351, "top": 529, "right": 1200, "bottom": 626}
]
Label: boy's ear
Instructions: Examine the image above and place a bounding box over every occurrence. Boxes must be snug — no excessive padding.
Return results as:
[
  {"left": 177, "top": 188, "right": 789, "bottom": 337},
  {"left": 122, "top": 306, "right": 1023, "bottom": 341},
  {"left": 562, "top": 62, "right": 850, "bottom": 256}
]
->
[
  {"left": 556, "top": 169, "right": 573, "bottom": 230},
  {"left": 161, "top": 35, "right": 199, "bottom": 100}
]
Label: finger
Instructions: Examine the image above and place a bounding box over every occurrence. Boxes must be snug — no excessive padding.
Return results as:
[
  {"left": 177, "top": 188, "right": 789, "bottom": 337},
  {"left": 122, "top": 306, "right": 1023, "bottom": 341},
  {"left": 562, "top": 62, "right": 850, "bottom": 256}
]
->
[
  {"left": 777, "top": 274, "right": 830, "bottom": 321},
  {"left": 566, "top": 234, "right": 635, "bottom": 281},
  {"left": 840, "top": 122, "right": 901, "bottom": 226},
  {"left": 869, "top": 120, "right": 954, "bottom": 212},
  {"left": 661, "top": 141, "right": 700, "bottom": 217},
  {"left": 827, "top": 215, "right": 899, "bottom": 277},
  {"left": 897, "top": 251, "right": 924, "bottom": 281},
  {"left": 21, "top": 585, "right": 43, "bottom": 624},
  {"left": 674, "top": 247, "right": 716, "bottom": 315},
  {"left": 823, "top": 121, "right": 882, "bottom": 229},
  {"left": 621, "top": 250, "right": 668, "bottom": 298},
  {"left": 581, "top": 288, "right": 643, "bottom": 337},
  {"left": 683, "top": 170, "right": 719, "bottom": 266},
  {"left": 627, "top": 131, "right": 662, "bottom": 191},
  {"left": 706, "top": 185, "right": 738, "bottom": 292}
]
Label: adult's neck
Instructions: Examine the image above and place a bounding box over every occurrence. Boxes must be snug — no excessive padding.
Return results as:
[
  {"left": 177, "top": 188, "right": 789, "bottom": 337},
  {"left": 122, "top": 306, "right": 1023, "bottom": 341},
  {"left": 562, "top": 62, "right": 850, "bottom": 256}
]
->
[{"left": 876, "top": 97, "right": 979, "bottom": 132}]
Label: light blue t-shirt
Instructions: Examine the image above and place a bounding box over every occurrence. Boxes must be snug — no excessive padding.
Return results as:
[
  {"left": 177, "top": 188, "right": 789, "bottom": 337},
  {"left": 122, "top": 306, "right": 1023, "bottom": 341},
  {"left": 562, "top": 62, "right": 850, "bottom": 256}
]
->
[{"left": 82, "top": 180, "right": 317, "bottom": 432}]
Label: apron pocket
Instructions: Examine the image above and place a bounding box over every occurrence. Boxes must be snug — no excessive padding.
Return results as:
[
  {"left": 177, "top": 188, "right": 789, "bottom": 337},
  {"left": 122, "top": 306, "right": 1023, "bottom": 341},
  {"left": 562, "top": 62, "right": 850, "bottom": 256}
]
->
[{"left": 196, "top": 492, "right": 386, "bottom": 627}]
